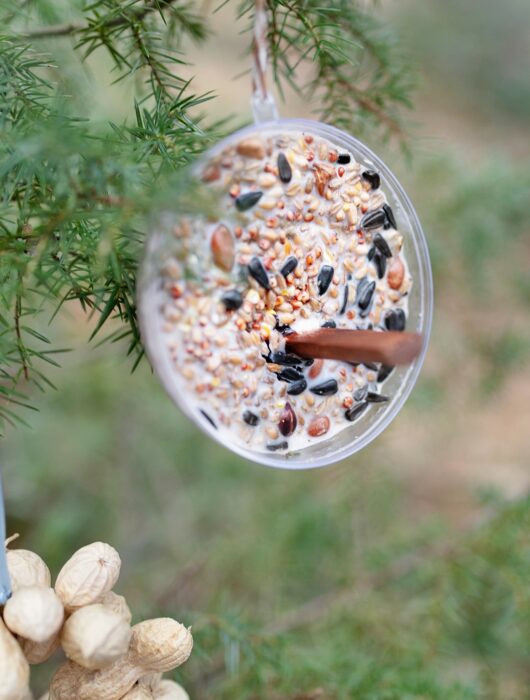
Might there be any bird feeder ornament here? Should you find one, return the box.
[138,0,433,469]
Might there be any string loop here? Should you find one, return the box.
[251,0,278,123]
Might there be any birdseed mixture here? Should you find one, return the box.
[148,128,412,456]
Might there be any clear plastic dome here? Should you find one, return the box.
[138,119,433,469]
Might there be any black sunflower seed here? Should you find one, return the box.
[200,409,217,429]
[356,276,369,297]
[277,152,292,183]
[363,362,379,371]
[220,289,243,311]
[268,351,303,367]
[373,250,387,279]
[360,208,386,231]
[353,386,368,401]
[287,379,307,395]
[367,246,376,262]
[321,320,336,328]
[280,256,298,277]
[373,233,392,258]
[383,203,397,230]
[266,440,289,452]
[366,392,389,403]
[235,190,263,212]
[243,410,260,426]
[317,265,334,295]
[248,256,270,289]
[277,367,304,383]
[339,284,349,314]
[357,280,376,311]
[384,309,406,332]
[310,379,338,396]
[345,402,368,422]
[377,365,394,382]
[337,153,351,164]
[361,170,381,190]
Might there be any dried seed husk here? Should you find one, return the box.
[6,548,51,592]
[61,604,131,670]
[277,152,292,183]
[55,542,121,611]
[154,680,189,700]
[120,686,153,700]
[0,618,30,700]
[129,618,193,672]
[50,659,138,700]
[313,163,334,196]
[4,586,64,643]
[20,632,61,665]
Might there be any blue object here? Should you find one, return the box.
[0,471,11,604]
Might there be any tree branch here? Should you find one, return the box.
[22,0,179,40]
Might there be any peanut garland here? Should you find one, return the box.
[1,538,192,700]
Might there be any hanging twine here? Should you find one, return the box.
[251,0,278,123]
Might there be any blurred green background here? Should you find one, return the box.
[2,1,530,698]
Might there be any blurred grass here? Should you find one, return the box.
[2,0,530,697]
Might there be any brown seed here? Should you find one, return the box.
[236,138,265,159]
[308,415,330,437]
[387,257,405,290]
[211,224,235,272]
[313,163,334,196]
[308,358,324,379]
[278,402,297,436]
[202,164,220,182]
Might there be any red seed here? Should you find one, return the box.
[308,415,330,437]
